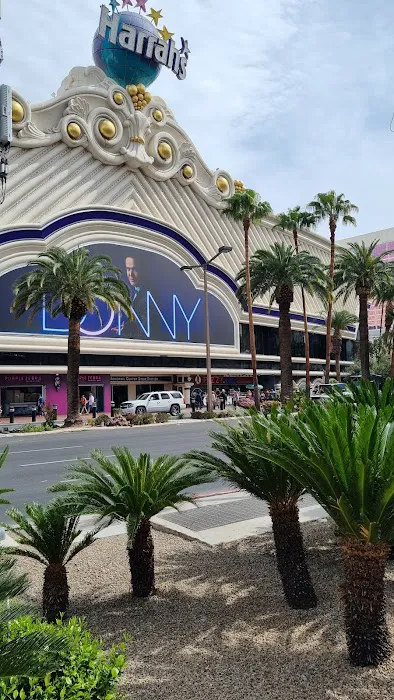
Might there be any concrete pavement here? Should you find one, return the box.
[0,420,329,545]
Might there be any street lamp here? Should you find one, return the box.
[180,245,233,413]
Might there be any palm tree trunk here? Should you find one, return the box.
[359,293,370,380]
[324,218,336,383]
[342,540,390,666]
[128,518,155,598]
[385,300,393,336]
[332,333,342,382]
[244,218,260,411]
[293,227,310,398]
[269,499,317,609]
[380,302,385,337]
[278,297,293,401]
[65,316,82,426]
[43,564,69,623]
[335,351,341,382]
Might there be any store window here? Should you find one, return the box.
[2,386,42,416]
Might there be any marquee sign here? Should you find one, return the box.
[99,4,190,81]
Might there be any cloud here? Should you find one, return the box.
[3,0,394,239]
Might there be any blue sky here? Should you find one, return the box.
[2,0,394,239]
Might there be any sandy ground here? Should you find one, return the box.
[16,521,394,700]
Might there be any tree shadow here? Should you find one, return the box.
[57,520,394,700]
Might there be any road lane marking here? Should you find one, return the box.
[11,445,83,455]
[19,454,112,467]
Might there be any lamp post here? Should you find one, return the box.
[181,245,232,413]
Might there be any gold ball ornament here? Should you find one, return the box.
[67,122,82,140]
[144,92,152,104]
[98,119,116,140]
[158,141,172,161]
[113,91,125,105]
[142,100,147,107]
[132,95,138,104]
[137,93,145,101]
[152,109,163,122]
[127,85,138,96]
[136,83,146,95]
[12,99,25,123]
[182,165,194,179]
[217,176,229,193]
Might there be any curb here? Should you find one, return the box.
[0,416,241,437]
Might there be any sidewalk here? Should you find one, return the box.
[1,492,327,548]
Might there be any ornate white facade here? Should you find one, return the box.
[2,66,357,411]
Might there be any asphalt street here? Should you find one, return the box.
[0,422,230,517]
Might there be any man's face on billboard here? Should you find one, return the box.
[126,257,139,286]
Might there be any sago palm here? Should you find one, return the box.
[254,400,394,666]
[0,451,68,677]
[334,241,387,380]
[331,310,358,381]
[330,377,394,419]
[237,242,328,401]
[11,247,131,426]
[51,448,213,598]
[275,207,317,398]
[308,191,358,383]
[223,190,273,411]
[186,418,317,609]
[6,503,100,622]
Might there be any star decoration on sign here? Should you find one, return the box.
[180,37,190,58]
[109,0,120,13]
[148,7,163,26]
[134,0,147,11]
[159,25,174,42]
[122,0,133,7]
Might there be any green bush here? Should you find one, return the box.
[21,424,53,433]
[141,413,155,425]
[155,413,169,423]
[93,414,111,427]
[191,411,203,419]
[0,616,126,699]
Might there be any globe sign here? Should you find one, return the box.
[92,12,162,88]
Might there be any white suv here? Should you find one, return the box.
[121,391,186,417]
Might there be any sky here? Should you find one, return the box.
[2,0,394,239]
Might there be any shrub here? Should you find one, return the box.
[141,413,155,425]
[204,411,216,419]
[21,424,51,433]
[0,617,126,699]
[237,397,256,409]
[93,414,111,427]
[108,415,129,427]
[43,403,57,428]
[177,412,185,419]
[191,411,203,419]
[155,413,169,423]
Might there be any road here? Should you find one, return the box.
[0,423,230,517]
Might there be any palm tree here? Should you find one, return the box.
[11,247,131,426]
[237,243,328,401]
[50,448,213,598]
[253,400,394,666]
[331,310,358,381]
[275,207,317,398]
[334,241,387,380]
[0,450,68,677]
[6,503,100,622]
[186,417,317,609]
[308,191,358,383]
[223,190,273,410]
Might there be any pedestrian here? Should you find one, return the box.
[80,395,88,414]
[233,389,239,408]
[88,392,95,413]
[220,388,226,411]
[37,394,44,416]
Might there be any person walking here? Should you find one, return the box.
[233,389,239,408]
[37,394,44,416]
[220,389,227,411]
[88,392,95,413]
[80,395,88,414]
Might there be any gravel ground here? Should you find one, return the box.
[16,521,394,700]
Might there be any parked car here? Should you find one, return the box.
[121,391,186,417]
